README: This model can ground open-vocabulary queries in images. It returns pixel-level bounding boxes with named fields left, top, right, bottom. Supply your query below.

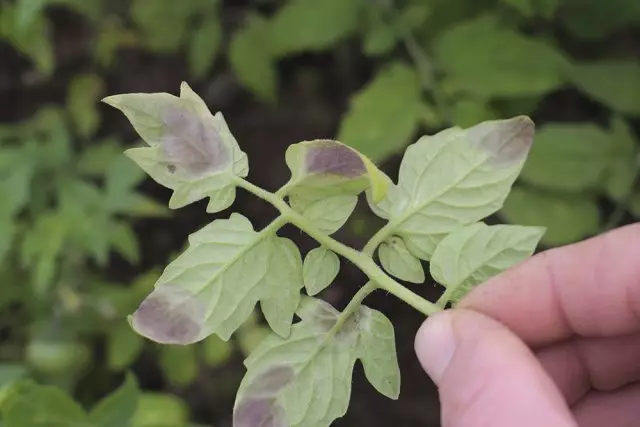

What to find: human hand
left=415, top=223, right=640, bottom=427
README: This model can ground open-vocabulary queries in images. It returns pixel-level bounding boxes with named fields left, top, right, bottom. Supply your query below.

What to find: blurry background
left=0, top=0, right=638, bottom=426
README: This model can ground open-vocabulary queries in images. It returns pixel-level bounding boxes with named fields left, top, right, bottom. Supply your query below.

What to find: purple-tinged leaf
left=466, top=115, right=535, bottom=167
left=129, top=285, right=205, bottom=345
left=233, top=398, right=286, bottom=427
left=305, top=140, right=366, bottom=177
left=244, top=365, right=295, bottom=398
left=160, top=105, right=230, bottom=177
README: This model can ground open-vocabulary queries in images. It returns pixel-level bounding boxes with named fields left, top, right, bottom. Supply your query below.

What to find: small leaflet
left=284, top=139, right=389, bottom=212
left=302, top=247, right=340, bottom=296
left=430, top=222, right=545, bottom=303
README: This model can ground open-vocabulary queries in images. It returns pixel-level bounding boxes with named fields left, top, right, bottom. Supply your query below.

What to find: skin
left=414, top=222, right=640, bottom=427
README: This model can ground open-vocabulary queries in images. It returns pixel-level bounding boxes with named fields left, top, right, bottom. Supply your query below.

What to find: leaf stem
left=234, top=178, right=442, bottom=316
left=362, top=222, right=394, bottom=256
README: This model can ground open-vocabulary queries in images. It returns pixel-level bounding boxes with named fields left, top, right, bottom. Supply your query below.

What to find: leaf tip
left=129, top=286, right=205, bottom=345
left=467, top=115, right=536, bottom=167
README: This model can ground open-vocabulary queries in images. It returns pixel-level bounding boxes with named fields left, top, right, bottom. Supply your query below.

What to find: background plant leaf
left=338, top=63, right=423, bottom=162
left=500, top=187, right=601, bottom=246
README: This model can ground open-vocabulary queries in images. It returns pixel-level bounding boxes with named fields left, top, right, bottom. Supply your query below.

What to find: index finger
left=459, top=222, right=640, bottom=347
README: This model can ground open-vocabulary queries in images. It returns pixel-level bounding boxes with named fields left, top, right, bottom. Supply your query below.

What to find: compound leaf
left=234, top=298, right=399, bottom=427
left=434, top=16, right=568, bottom=97
left=376, top=116, right=534, bottom=260
left=570, top=60, right=640, bottom=116
left=89, top=373, right=139, bottom=427
left=103, top=82, right=248, bottom=213
left=284, top=139, right=390, bottom=212
left=500, top=187, right=601, bottom=246
left=431, top=222, right=544, bottom=304
left=268, top=0, right=362, bottom=56
left=520, top=123, right=612, bottom=191
left=302, top=247, right=340, bottom=296
left=129, top=213, right=302, bottom=344
left=338, top=63, right=423, bottom=162
left=378, top=236, right=425, bottom=284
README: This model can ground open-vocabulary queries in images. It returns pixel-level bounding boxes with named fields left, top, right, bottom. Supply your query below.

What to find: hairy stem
left=330, top=282, right=377, bottom=333
left=362, top=222, right=395, bottom=257
left=234, top=178, right=441, bottom=316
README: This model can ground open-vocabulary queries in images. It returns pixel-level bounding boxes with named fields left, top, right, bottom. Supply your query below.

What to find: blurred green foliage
left=0, top=0, right=638, bottom=425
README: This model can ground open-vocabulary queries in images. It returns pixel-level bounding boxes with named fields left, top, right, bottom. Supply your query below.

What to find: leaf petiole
left=234, top=177, right=441, bottom=316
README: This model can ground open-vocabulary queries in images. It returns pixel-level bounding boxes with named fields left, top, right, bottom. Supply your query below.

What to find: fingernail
left=414, top=312, right=457, bottom=385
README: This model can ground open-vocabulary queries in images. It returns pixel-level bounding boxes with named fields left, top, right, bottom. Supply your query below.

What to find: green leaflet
left=189, top=13, right=222, bottom=79
left=259, top=237, right=304, bottom=338
left=434, top=15, right=568, bottom=97
left=203, top=335, right=233, bottom=367
left=88, top=374, right=139, bottom=427
left=129, top=213, right=301, bottom=344
left=234, top=298, right=400, bottom=427
left=520, top=123, right=613, bottom=191
left=560, top=0, right=640, bottom=40
left=500, top=187, right=601, bottom=246
left=107, top=321, right=144, bottom=371
left=159, top=346, right=198, bottom=386
left=66, top=73, right=104, bottom=138
left=103, top=82, right=248, bottom=213
left=303, top=247, right=340, bottom=296
left=431, top=222, right=544, bottom=304
left=301, top=195, right=358, bottom=235
left=372, top=116, right=534, bottom=259
left=603, top=117, right=638, bottom=201
left=2, top=381, right=88, bottom=426
left=268, top=0, right=362, bottom=57
left=229, top=14, right=277, bottom=103
left=132, top=393, right=190, bottom=427
left=378, top=236, right=425, bottom=284
left=570, top=60, right=640, bottom=116
left=500, top=0, right=559, bottom=18
left=338, top=63, right=423, bottom=162
left=284, top=139, right=390, bottom=213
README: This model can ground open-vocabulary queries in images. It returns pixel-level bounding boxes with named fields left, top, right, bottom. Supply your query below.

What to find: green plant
left=104, top=82, right=546, bottom=427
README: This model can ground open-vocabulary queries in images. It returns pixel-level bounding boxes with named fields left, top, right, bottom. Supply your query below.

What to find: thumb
left=415, top=309, right=577, bottom=427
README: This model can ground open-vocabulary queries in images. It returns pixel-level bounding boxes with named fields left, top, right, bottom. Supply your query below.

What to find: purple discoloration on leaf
left=233, top=398, right=287, bottom=427
left=161, top=106, right=230, bottom=177
left=245, top=365, right=295, bottom=398
left=130, top=285, right=204, bottom=345
left=306, top=141, right=366, bottom=178
left=467, top=116, right=535, bottom=167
